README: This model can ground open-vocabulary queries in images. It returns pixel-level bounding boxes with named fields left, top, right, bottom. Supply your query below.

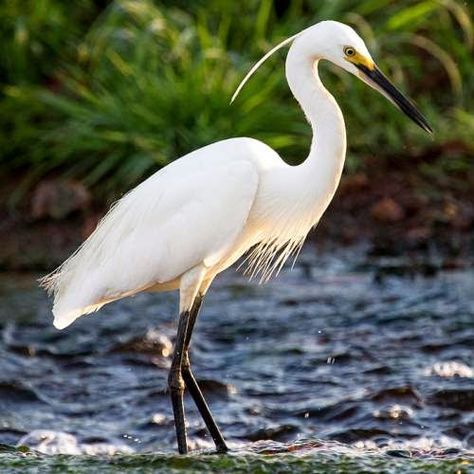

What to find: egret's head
left=232, top=20, right=432, bottom=134
left=314, top=21, right=432, bottom=133
left=301, top=20, right=374, bottom=74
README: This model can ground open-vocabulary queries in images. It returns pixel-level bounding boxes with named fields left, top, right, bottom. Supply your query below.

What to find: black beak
left=356, top=64, right=433, bottom=134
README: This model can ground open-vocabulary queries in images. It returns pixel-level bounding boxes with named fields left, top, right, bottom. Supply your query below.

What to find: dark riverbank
left=1, top=151, right=472, bottom=272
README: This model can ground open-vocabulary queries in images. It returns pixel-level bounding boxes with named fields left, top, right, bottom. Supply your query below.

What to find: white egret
left=40, top=21, right=432, bottom=454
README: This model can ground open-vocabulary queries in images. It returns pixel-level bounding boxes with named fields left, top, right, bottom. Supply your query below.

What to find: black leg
left=168, top=309, right=190, bottom=454
left=182, top=295, right=229, bottom=453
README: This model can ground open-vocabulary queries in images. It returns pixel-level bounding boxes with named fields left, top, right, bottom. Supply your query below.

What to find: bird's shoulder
left=124, top=137, right=280, bottom=201
left=164, top=136, right=280, bottom=173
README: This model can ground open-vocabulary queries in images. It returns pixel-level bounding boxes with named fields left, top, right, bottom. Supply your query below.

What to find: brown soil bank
left=1, top=147, right=473, bottom=272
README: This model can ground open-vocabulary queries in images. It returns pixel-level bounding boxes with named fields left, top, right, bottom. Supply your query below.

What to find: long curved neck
left=285, top=41, right=347, bottom=210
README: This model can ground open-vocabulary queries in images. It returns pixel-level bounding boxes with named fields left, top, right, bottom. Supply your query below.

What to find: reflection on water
left=0, top=248, right=472, bottom=457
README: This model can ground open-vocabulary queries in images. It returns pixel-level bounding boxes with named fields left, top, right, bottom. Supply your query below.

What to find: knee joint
left=182, top=352, right=191, bottom=372
left=168, top=370, right=185, bottom=392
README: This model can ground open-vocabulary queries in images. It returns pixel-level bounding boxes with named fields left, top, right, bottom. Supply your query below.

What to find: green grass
left=0, top=451, right=471, bottom=474
left=1, top=0, right=473, bottom=202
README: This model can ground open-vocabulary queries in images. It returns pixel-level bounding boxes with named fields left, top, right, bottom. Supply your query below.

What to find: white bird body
left=41, top=22, right=359, bottom=330
left=41, top=20, right=432, bottom=454
left=46, top=131, right=344, bottom=329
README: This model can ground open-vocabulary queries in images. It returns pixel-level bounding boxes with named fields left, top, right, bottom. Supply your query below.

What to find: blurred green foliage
left=0, top=0, right=472, bottom=200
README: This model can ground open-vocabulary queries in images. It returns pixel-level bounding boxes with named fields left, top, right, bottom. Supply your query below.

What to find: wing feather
left=41, top=145, right=259, bottom=329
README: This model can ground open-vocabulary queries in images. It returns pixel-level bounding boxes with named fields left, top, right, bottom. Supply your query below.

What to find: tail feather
left=52, top=303, right=105, bottom=330
left=39, top=269, right=105, bottom=329
left=38, top=192, right=136, bottom=329
left=40, top=263, right=151, bottom=330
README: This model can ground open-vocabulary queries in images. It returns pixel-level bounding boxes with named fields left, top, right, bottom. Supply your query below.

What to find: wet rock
left=31, top=179, right=91, bottom=220
left=111, top=329, right=172, bottom=357
left=371, top=198, right=405, bottom=222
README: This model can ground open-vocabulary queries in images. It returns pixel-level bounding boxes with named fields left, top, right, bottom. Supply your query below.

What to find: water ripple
left=0, top=250, right=472, bottom=456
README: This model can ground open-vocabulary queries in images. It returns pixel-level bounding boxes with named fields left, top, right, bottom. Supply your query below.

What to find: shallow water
left=0, top=247, right=472, bottom=464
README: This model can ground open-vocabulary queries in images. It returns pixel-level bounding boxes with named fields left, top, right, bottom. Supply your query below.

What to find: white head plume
left=230, top=32, right=301, bottom=104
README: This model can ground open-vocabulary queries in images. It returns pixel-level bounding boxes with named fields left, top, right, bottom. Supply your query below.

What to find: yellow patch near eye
left=346, top=51, right=375, bottom=71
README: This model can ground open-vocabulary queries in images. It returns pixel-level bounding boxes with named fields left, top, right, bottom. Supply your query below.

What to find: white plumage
left=42, top=138, right=266, bottom=327
left=41, top=20, right=430, bottom=331
left=41, top=20, right=432, bottom=455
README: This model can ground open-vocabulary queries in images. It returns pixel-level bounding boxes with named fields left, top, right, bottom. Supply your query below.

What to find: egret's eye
left=344, top=47, right=356, bottom=57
